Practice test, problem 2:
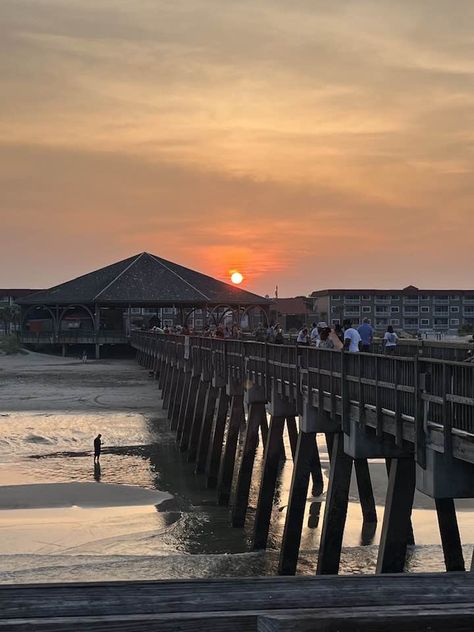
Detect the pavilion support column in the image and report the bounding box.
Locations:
[217,387,245,506]
[206,387,229,489]
[179,375,201,451]
[435,498,465,572]
[232,400,267,528]
[195,384,218,475]
[316,432,352,575]
[279,431,316,576]
[376,456,416,574]
[187,380,208,463]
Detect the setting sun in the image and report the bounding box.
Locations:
[230,271,244,285]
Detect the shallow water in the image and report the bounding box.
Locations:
[0,360,473,583]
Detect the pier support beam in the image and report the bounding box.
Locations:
[170,368,185,430]
[376,457,416,574]
[176,371,191,440]
[187,380,208,463]
[218,389,244,506]
[206,387,229,488]
[435,498,465,572]
[232,401,267,527]
[354,459,377,523]
[279,431,316,575]
[195,385,218,474]
[179,375,200,449]
[317,432,352,575]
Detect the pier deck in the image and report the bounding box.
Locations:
[1,573,473,630]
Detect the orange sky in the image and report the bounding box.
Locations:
[1,1,473,296]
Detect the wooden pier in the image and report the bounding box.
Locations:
[1,573,473,630]
[133,332,474,576]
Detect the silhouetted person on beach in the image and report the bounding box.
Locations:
[94,434,102,462]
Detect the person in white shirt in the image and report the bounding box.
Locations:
[296,327,309,345]
[310,322,320,346]
[384,325,398,355]
[343,319,362,353]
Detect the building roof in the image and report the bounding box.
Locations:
[270,297,310,315]
[17,252,268,307]
[0,289,45,299]
[311,286,474,297]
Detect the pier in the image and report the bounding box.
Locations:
[133,332,474,576]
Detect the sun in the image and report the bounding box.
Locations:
[230,271,244,285]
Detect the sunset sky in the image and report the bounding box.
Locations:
[1,1,473,296]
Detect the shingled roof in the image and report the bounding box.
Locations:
[17,252,268,307]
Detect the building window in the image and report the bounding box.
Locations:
[375,306,389,314]
[163,308,174,314]
[421,306,430,313]
[331,295,341,300]
[391,306,400,313]
[375,318,388,326]
[450,306,459,313]
[361,295,371,301]
[420,319,430,326]
[390,319,399,326]
[391,295,400,300]
[420,295,430,301]
[404,318,419,327]
[362,306,371,313]
[434,318,448,326]
[449,295,460,300]
[332,319,340,325]
[450,319,459,326]
[130,308,141,314]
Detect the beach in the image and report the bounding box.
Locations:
[0,351,472,583]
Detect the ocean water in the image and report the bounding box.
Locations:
[0,384,473,583]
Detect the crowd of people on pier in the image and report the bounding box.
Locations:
[147,318,399,353]
[293,318,398,354]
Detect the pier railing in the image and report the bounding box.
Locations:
[131,331,474,577]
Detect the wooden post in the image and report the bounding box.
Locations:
[163,365,176,410]
[158,357,168,392]
[170,368,184,430]
[279,431,316,575]
[253,415,286,550]
[232,402,267,527]
[179,375,200,449]
[385,458,415,545]
[187,380,208,462]
[376,457,416,573]
[317,432,353,575]
[195,385,218,474]
[206,388,229,488]
[310,439,324,497]
[176,371,191,440]
[435,498,465,572]
[286,416,298,458]
[354,459,377,523]
[217,393,244,506]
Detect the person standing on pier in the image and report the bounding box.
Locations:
[358,318,374,352]
[94,434,102,463]
[384,325,398,354]
[343,319,361,353]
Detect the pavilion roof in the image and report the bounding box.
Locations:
[17,252,268,307]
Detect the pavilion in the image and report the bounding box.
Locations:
[17,252,269,357]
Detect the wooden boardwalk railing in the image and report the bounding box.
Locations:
[131,332,474,577]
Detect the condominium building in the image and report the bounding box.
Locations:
[310,286,474,334]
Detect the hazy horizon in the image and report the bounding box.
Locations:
[1,1,473,295]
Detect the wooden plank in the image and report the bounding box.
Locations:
[258,603,474,632]
[2,574,474,620]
